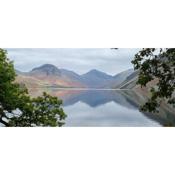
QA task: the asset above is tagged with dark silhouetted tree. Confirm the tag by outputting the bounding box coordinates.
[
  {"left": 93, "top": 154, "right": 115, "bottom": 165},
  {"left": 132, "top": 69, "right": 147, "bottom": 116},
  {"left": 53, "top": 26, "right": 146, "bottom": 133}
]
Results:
[{"left": 132, "top": 48, "right": 175, "bottom": 112}]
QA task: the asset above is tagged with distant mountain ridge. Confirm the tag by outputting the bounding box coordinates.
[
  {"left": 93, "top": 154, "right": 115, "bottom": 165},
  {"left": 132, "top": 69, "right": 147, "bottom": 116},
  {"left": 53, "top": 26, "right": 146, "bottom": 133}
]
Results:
[
  {"left": 15, "top": 64, "right": 134, "bottom": 88},
  {"left": 81, "top": 69, "right": 114, "bottom": 88}
]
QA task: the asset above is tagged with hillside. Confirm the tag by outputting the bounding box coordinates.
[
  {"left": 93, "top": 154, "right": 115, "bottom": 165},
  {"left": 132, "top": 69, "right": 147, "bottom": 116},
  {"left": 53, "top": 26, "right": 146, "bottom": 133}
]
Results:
[
  {"left": 15, "top": 74, "right": 47, "bottom": 88},
  {"left": 108, "top": 69, "right": 134, "bottom": 88},
  {"left": 117, "top": 70, "right": 139, "bottom": 89}
]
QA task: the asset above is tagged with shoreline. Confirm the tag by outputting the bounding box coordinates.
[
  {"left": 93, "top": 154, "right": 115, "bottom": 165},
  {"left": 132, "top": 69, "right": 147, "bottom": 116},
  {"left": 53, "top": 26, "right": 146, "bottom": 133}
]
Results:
[{"left": 27, "top": 87, "right": 132, "bottom": 91}]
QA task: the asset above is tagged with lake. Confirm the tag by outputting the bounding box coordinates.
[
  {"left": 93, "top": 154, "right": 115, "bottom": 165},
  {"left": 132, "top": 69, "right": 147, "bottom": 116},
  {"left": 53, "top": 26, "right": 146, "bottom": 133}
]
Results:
[{"left": 28, "top": 88, "right": 175, "bottom": 126}]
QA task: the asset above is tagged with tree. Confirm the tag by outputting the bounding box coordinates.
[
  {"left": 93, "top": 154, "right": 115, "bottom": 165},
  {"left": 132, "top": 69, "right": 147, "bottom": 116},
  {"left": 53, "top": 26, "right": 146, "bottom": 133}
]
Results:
[
  {"left": 0, "top": 48, "right": 66, "bottom": 127},
  {"left": 132, "top": 48, "right": 175, "bottom": 112}
]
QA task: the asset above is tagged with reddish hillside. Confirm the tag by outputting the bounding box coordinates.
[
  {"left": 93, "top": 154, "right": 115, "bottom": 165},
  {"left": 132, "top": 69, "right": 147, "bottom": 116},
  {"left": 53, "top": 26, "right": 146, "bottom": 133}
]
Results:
[{"left": 16, "top": 64, "right": 86, "bottom": 88}]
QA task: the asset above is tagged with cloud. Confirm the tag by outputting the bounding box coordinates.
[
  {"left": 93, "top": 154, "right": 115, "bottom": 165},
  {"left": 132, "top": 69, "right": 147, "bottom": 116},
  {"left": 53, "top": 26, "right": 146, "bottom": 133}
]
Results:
[{"left": 6, "top": 48, "right": 140, "bottom": 75}]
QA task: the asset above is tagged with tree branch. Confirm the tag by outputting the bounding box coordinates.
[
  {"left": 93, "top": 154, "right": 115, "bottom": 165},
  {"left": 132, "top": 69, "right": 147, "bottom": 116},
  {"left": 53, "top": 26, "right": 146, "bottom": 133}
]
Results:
[{"left": 0, "top": 118, "right": 10, "bottom": 126}]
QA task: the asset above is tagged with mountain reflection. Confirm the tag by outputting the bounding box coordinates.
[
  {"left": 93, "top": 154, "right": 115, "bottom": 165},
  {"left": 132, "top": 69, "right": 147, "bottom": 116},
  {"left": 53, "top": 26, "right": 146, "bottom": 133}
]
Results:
[
  {"left": 28, "top": 88, "right": 175, "bottom": 126},
  {"left": 29, "top": 88, "right": 137, "bottom": 108},
  {"left": 63, "top": 90, "right": 138, "bottom": 109}
]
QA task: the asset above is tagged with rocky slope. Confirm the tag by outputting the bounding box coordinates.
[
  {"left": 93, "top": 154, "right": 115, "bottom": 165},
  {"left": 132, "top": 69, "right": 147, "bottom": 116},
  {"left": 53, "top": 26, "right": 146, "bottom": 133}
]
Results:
[
  {"left": 117, "top": 70, "right": 139, "bottom": 89},
  {"left": 108, "top": 69, "right": 134, "bottom": 88}
]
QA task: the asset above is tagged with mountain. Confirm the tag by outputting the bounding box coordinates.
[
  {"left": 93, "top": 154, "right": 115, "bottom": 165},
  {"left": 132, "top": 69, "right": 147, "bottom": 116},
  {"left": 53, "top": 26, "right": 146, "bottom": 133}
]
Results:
[
  {"left": 15, "top": 64, "right": 135, "bottom": 89},
  {"left": 81, "top": 69, "right": 114, "bottom": 88},
  {"left": 16, "top": 64, "right": 85, "bottom": 88},
  {"left": 108, "top": 69, "right": 134, "bottom": 88},
  {"left": 29, "top": 64, "right": 61, "bottom": 77}
]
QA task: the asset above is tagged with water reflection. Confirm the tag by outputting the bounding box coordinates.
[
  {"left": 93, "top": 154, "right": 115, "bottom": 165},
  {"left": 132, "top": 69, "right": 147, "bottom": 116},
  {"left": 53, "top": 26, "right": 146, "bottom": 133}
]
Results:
[{"left": 28, "top": 88, "right": 175, "bottom": 126}]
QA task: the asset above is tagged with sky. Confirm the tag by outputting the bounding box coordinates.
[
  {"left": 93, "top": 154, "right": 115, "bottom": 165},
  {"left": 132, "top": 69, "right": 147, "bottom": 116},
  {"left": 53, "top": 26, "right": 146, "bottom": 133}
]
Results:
[{"left": 6, "top": 48, "right": 140, "bottom": 75}]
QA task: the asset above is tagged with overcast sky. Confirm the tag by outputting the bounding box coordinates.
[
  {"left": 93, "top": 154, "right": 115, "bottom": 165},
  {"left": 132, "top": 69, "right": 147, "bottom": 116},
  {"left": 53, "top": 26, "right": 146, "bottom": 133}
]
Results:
[{"left": 6, "top": 48, "right": 140, "bottom": 75}]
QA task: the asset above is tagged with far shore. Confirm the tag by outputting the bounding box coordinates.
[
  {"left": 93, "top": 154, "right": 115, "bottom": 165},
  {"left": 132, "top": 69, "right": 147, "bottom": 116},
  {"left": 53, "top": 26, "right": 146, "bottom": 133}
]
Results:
[{"left": 27, "top": 87, "right": 131, "bottom": 91}]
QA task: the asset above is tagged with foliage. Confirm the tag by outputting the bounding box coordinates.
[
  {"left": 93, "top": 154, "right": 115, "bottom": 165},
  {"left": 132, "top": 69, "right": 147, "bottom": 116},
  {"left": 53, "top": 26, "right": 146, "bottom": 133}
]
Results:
[
  {"left": 132, "top": 48, "right": 175, "bottom": 112},
  {"left": 0, "top": 48, "right": 66, "bottom": 126}
]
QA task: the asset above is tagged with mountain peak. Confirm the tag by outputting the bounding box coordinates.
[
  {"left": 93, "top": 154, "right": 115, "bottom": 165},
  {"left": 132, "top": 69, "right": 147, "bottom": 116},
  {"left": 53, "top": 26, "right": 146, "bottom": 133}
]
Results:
[
  {"left": 30, "top": 64, "right": 61, "bottom": 76},
  {"left": 81, "top": 69, "right": 113, "bottom": 88},
  {"left": 84, "top": 69, "right": 112, "bottom": 78},
  {"left": 85, "top": 69, "right": 106, "bottom": 75},
  {"left": 90, "top": 69, "right": 98, "bottom": 72},
  {"left": 32, "top": 64, "right": 58, "bottom": 70}
]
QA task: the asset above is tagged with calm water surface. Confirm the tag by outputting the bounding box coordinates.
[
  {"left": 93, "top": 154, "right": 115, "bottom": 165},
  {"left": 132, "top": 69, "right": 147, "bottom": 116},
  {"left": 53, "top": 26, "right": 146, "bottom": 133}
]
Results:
[{"left": 29, "top": 88, "right": 175, "bottom": 126}]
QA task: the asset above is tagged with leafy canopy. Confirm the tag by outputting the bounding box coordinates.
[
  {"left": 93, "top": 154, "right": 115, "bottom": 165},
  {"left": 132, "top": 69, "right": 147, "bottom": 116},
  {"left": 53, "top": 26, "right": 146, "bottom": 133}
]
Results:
[
  {"left": 132, "top": 48, "right": 175, "bottom": 112},
  {"left": 0, "top": 48, "right": 66, "bottom": 126}
]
